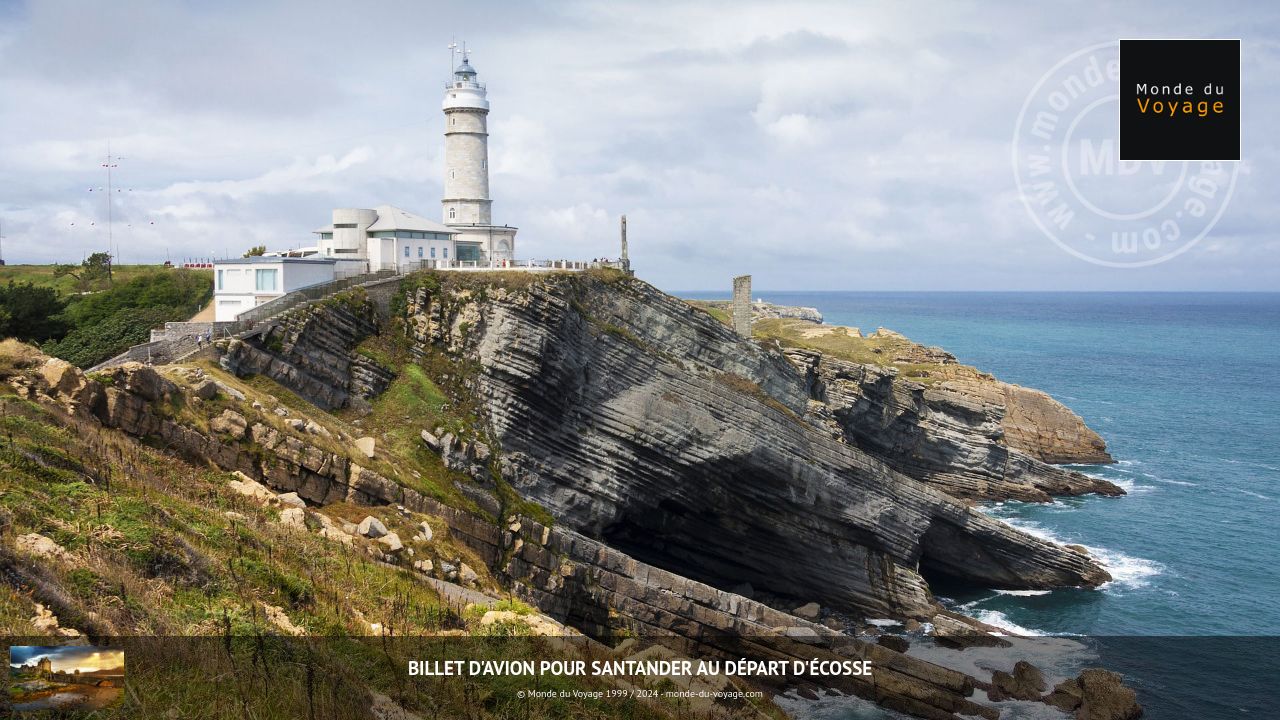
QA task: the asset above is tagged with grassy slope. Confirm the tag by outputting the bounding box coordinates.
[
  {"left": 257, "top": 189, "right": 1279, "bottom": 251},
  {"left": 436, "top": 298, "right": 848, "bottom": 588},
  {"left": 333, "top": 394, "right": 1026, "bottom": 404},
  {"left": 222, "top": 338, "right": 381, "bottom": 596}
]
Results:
[
  {"left": 0, "top": 264, "right": 172, "bottom": 297},
  {"left": 0, "top": 341, "right": 750, "bottom": 719}
]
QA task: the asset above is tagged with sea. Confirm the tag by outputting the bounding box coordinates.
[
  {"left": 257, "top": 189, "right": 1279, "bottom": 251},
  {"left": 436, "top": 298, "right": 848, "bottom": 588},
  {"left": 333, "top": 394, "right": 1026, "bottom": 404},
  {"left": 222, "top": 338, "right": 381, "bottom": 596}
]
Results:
[{"left": 682, "top": 291, "right": 1280, "bottom": 718}]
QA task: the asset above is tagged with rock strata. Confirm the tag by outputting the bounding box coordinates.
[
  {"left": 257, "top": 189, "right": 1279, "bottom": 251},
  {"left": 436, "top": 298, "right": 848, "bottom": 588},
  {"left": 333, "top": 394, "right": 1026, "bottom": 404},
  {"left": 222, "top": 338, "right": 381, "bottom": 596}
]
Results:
[
  {"left": 402, "top": 273, "right": 1111, "bottom": 618},
  {"left": 217, "top": 293, "right": 388, "bottom": 410},
  {"left": 787, "top": 350, "right": 1122, "bottom": 502}
]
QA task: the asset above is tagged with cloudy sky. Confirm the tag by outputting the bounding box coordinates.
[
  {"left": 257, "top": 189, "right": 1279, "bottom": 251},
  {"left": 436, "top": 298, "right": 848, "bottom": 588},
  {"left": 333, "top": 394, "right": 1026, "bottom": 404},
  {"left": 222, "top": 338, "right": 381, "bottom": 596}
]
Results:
[
  {"left": 1, "top": 0, "right": 1277, "bottom": 291},
  {"left": 9, "top": 645, "right": 124, "bottom": 673}
]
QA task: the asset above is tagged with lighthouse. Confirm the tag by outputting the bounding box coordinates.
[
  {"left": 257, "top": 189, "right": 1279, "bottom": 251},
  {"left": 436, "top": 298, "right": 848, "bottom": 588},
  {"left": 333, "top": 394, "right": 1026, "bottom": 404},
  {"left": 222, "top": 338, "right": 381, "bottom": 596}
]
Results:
[{"left": 442, "top": 47, "right": 517, "bottom": 263}]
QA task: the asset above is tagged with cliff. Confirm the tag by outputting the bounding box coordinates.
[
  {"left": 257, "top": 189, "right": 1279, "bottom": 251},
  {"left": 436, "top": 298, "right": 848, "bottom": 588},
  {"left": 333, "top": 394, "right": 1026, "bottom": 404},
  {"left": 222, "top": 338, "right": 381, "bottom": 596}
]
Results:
[
  {"left": 2, "top": 337, "right": 1125, "bottom": 720},
  {"left": 755, "top": 321, "right": 1114, "bottom": 468},
  {"left": 397, "top": 272, "right": 1111, "bottom": 621},
  {"left": 0, "top": 267, "right": 1140, "bottom": 718}
]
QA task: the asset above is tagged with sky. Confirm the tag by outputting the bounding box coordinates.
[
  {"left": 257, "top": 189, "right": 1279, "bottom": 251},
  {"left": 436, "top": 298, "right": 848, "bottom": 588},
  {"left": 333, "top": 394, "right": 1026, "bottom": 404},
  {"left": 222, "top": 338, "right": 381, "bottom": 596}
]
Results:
[
  {"left": 0, "top": 0, "right": 1277, "bottom": 292},
  {"left": 9, "top": 645, "right": 125, "bottom": 673}
]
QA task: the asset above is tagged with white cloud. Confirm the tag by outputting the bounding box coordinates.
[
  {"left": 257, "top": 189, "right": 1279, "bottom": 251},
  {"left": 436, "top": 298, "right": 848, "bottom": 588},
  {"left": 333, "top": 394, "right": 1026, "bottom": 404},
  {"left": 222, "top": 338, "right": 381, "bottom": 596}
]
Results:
[{"left": 0, "top": 0, "right": 1275, "bottom": 290}]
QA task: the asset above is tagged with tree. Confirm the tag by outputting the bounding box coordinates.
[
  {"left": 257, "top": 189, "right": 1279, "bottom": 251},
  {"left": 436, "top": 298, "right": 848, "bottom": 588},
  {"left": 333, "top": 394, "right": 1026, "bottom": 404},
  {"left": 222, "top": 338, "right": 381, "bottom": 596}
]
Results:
[
  {"left": 243, "top": 245, "right": 267, "bottom": 257},
  {"left": 53, "top": 252, "right": 114, "bottom": 291},
  {"left": 0, "top": 281, "right": 68, "bottom": 342}
]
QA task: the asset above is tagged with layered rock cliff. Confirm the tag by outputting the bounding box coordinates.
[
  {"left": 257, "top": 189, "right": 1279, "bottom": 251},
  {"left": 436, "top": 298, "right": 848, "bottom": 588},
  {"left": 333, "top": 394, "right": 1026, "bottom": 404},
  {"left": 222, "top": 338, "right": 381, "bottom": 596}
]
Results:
[
  {"left": 755, "top": 321, "right": 1114, "bottom": 468},
  {"left": 0, "top": 270, "right": 1139, "bottom": 718},
  {"left": 399, "top": 272, "right": 1111, "bottom": 620}
]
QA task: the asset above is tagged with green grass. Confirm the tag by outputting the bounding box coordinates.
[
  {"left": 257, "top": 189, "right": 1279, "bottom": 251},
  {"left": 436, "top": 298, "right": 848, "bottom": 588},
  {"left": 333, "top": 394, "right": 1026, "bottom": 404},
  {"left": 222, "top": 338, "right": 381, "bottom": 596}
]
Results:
[
  {"left": 0, "top": 264, "right": 170, "bottom": 297},
  {"left": 684, "top": 300, "right": 732, "bottom": 326},
  {"left": 0, "top": 385, "right": 746, "bottom": 719}
]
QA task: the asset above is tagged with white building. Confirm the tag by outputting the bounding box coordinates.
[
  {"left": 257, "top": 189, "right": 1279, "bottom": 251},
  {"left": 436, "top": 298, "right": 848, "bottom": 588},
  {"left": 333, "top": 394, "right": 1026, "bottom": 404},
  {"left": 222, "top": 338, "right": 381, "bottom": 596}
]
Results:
[
  {"left": 312, "top": 205, "right": 460, "bottom": 272},
  {"left": 212, "top": 257, "right": 341, "bottom": 322},
  {"left": 212, "top": 45, "right": 527, "bottom": 322}
]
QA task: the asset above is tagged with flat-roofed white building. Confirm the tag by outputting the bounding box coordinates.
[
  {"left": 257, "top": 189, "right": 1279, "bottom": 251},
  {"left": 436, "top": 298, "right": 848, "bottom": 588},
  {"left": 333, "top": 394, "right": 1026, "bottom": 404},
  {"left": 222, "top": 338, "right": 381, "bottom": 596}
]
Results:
[
  {"left": 213, "top": 257, "right": 340, "bottom": 322},
  {"left": 313, "top": 205, "right": 460, "bottom": 272}
]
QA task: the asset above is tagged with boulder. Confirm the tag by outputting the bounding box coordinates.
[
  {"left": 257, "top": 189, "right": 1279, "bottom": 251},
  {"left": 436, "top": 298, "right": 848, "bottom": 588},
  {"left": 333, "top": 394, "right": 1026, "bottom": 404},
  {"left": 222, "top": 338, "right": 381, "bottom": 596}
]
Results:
[
  {"left": 458, "top": 562, "right": 478, "bottom": 585},
  {"left": 279, "top": 508, "right": 306, "bottom": 528},
  {"left": 1044, "top": 677, "right": 1085, "bottom": 712},
  {"left": 209, "top": 409, "right": 248, "bottom": 438},
  {"left": 227, "top": 471, "right": 276, "bottom": 504},
  {"left": 276, "top": 492, "right": 306, "bottom": 509},
  {"left": 378, "top": 532, "right": 404, "bottom": 553},
  {"left": 121, "top": 364, "right": 178, "bottom": 401},
  {"left": 416, "top": 521, "right": 433, "bottom": 542},
  {"left": 420, "top": 430, "right": 440, "bottom": 451},
  {"left": 793, "top": 602, "right": 822, "bottom": 620},
  {"left": 357, "top": 516, "right": 388, "bottom": 539},
  {"left": 1076, "top": 668, "right": 1142, "bottom": 720},
  {"left": 413, "top": 559, "right": 433, "bottom": 574},
  {"left": 16, "top": 533, "right": 70, "bottom": 562},
  {"left": 213, "top": 381, "right": 245, "bottom": 401},
  {"left": 479, "top": 610, "right": 562, "bottom": 636},
  {"left": 987, "top": 660, "right": 1045, "bottom": 701},
  {"left": 191, "top": 379, "right": 218, "bottom": 400}
]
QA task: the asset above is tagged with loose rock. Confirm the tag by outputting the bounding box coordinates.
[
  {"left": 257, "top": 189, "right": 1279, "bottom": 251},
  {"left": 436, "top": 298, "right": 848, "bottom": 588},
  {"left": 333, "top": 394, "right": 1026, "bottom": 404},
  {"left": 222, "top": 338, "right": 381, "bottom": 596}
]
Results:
[{"left": 358, "top": 516, "right": 388, "bottom": 539}]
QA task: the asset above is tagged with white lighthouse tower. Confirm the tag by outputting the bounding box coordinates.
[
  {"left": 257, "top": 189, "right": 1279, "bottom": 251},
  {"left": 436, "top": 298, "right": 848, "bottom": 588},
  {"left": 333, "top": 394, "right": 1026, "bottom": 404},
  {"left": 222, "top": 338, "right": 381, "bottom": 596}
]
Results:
[{"left": 442, "top": 47, "right": 516, "bottom": 264}]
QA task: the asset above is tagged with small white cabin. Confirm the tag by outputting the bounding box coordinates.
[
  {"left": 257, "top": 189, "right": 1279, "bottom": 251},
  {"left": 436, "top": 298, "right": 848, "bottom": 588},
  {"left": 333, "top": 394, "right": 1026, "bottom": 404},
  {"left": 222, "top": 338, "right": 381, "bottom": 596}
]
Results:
[{"left": 212, "top": 257, "right": 339, "bottom": 322}]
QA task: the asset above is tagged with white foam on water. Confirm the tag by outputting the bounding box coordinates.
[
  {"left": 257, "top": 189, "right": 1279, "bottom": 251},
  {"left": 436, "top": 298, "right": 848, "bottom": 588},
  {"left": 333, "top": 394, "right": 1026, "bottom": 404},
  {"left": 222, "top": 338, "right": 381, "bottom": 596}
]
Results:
[
  {"left": 979, "top": 513, "right": 1164, "bottom": 592},
  {"left": 1223, "top": 458, "right": 1280, "bottom": 473},
  {"left": 1079, "top": 543, "right": 1163, "bottom": 590},
  {"left": 970, "top": 609, "right": 1045, "bottom": 636},
  {"left": 1099, "top": 476, "right": 1156, "bottom": 494},
  {"left": 993, "top": 589, "right": 1052, "bottom": 596},
  {"left": 865, "top": 618, "right": 901, "bottom": 628},
  {"left": 1237, "top": 489, "right": 1273, "bottom": 500}
]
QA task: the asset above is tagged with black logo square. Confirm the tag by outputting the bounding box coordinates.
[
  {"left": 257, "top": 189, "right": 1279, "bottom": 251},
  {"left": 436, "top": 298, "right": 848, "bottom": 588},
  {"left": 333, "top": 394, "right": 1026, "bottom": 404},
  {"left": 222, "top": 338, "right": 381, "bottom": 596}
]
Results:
[{"left": 1120, "top": 39, "right": 1240, "bottom": 161}]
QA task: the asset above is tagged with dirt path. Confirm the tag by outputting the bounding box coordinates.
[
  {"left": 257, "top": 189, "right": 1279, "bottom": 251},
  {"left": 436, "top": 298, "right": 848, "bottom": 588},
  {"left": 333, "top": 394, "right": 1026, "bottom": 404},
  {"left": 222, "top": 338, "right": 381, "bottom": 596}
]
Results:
[{"left": 188, "top": 298, "right": 216, "bottom": 321}]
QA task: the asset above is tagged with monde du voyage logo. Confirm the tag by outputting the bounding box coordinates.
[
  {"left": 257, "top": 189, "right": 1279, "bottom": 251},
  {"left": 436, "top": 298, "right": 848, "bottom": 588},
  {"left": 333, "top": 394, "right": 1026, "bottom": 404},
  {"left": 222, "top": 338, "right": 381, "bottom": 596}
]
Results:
[{"left": 1013, "top": 39, "right": 1241, "bottom": 267}]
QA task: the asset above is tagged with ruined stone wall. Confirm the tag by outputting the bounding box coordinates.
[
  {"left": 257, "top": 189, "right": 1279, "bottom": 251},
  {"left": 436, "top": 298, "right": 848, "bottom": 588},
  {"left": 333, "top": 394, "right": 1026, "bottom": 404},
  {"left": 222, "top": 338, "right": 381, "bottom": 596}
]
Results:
[{"left": 731, "top": 274, "right": 751, "bottom": 337}]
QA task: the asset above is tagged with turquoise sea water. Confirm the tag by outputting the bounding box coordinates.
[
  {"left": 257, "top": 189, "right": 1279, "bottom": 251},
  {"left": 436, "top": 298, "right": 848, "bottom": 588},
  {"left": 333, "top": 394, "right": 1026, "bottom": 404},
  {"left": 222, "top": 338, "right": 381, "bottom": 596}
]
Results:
[{"left": 682, "top": 291, "right": 1280, "bottom": 717}]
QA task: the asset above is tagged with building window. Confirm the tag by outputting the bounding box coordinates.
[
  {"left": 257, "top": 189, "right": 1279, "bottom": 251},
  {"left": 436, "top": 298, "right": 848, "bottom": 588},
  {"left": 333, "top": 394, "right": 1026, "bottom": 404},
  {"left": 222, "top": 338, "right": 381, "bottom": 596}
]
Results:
[
  {"left": 430, "top": 247, "right": 436, "bottom": 258},
  {"left": 450, "top": 170, "right": 455, "bottom": 179},
  {"left": 216, "top": 269, "right": 223, "bottom": 291},
  {"left": 333, "top": 223, "right": 357, "bottom": 229},
  {"left": 451, "top": 117, "right": 455, "bottom": 126},
  {"left": 443, "top": 247, "right": 448, "bottom": 259},
  {"left": 254, "top": 268, "right": 278, "bottom": 292},
  {"left": 403, "top": 246, "right": 410, "bottom": 258},
  {"left": 449, "top": 207, "right": 456, "bottom": 220},
  {"left": 417, "top": 246, "right": 423, "bottom": 258},
  {"left": 319, "top": 232, "right": 333, "bottom": 240},
  {"left": 481, "top": 160, "right": 486, "bottom": 169}
]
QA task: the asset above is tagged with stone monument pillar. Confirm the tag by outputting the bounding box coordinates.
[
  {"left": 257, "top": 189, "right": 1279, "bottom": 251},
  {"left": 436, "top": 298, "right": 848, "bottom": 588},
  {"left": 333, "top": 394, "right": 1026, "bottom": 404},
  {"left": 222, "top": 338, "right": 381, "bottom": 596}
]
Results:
[{"left": 732, "top": 275, "right": 752, "bottom": 337}]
